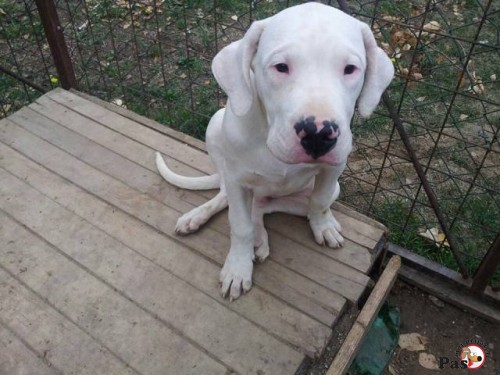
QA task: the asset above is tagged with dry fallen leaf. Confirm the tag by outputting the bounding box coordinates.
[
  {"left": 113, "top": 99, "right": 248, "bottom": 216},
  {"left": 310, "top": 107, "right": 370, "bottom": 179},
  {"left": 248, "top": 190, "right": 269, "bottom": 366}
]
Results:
[
  {"left": 419, "top": 227, "right": 450, "bottom": 247},
  {"left": 111, "top": 98, "right": 127, "bottom": 109},
  {"left": 382, "top": 15, "right": 401, "bottom": 23},
  {"left": 470, "top": 71, "right": 486, "bottom": 94},
  {"left": 390, "top": 28, "right": 418, "bottom": 49},
  {"left": 412, "top": 72, "right": 423, "bottom": 81},
  {"left": 399, "top": 333, "right": 429, "bottom": 352},
  {"left": 459, "top": 114, "right": 469, "bottom": 120},
  {"left": 423, "top": 21, "right": 441, "bottom": 32},
  {"left": 419, "top": 353, "right": 439, "bottom": 370}
]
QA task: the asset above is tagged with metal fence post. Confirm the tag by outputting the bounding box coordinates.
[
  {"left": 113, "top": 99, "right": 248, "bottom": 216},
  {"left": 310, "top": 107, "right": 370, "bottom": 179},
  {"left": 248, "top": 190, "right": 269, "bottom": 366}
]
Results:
[
  {"left": 35, "top": 0, "right": 77, "bottom": 89},
  {"left": 471, "top": 234, "right": 500, "bottom": 293}
]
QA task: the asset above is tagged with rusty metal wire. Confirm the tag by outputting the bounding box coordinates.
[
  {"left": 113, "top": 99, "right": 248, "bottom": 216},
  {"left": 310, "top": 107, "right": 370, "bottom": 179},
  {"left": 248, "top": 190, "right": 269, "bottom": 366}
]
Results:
[{"left": 0, "top": 0, "right": 498, "bottom": 288}]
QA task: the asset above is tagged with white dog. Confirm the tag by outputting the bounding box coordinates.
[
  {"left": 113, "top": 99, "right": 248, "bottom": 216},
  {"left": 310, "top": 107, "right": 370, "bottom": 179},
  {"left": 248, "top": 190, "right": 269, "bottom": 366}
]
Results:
[{"left": 156, "top": 3, "right": 394, "bottom": 301}]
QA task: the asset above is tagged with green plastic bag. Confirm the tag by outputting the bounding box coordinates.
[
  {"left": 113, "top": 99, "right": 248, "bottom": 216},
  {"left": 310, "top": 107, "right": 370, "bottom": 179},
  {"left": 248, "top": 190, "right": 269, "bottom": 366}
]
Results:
[{"left": 348, "top": 302, "right": 400, "bottom": 375}]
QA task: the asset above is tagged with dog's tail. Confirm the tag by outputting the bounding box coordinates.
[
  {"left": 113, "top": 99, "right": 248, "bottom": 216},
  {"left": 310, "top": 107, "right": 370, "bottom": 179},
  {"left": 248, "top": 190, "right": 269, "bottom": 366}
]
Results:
[{"left": 155, "top": 152, "right": 220, "bottom": 190}]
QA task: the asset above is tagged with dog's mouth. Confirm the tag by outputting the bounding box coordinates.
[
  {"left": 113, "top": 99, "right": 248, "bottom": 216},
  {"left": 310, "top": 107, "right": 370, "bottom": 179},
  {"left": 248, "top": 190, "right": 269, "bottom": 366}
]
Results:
[
  {"left": 266, "top": 141, "right": 346, "bottom": 166},
  {"left": 297, "top": 153, "right": 348, "bottom": 166}
]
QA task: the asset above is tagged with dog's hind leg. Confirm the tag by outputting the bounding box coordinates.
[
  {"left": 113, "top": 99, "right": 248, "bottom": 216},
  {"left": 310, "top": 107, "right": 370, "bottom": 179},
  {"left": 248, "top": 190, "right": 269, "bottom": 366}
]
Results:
[
  {"left": 251, "top": 205, "right": 270, "bottom": 263},
  {"left": 251, "top": 184, "right": 342, "bottom": 259},
  {"left": 175, "top": 190, "right": 228, "bottom": 234},
  {"left": 251, "top": 195, "right": 310, "bottom": 262}
]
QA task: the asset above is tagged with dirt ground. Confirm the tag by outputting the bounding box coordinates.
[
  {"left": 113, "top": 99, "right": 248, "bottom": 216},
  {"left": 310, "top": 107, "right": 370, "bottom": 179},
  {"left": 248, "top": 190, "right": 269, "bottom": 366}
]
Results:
[
  {"left": 307, "top": 279, "right": 499, "bottom": 374},
  {"left": 384, "top": 280, "right": 499, "bottom": 375}
]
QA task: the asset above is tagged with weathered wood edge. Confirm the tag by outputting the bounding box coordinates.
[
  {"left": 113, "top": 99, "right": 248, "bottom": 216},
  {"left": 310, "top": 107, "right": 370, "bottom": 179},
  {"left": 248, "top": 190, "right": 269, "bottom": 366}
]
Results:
[
  {"left": 389, "top": 243, "right": 500, "bottom": 304},
  {"left": 331, "top": 202, "right": 388, "bottom": 235},
  {"left": 69, "top": 88, "right": 208, "bottom": 152},
  {"left": 399, "top": 265, "right": 500, "bottom": 325},
  {"left": 326, "top": 256, "right": 401, "bottom": 375}
]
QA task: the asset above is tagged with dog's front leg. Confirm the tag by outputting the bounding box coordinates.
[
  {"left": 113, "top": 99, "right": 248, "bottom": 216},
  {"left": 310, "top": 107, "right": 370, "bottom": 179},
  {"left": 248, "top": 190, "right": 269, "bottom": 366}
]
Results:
[
  {"left": 308, "top": 166, "right": 345, "bottom": 248},
  {"left": 220, "top": 183, "right": 254, "bottom": 301}
]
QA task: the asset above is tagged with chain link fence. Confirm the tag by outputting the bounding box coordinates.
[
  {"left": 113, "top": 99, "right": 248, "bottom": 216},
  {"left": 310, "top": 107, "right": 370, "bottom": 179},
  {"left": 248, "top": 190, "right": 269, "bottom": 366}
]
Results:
[{"left": 1, "top": 0, "right": 498, "bottom": 288}]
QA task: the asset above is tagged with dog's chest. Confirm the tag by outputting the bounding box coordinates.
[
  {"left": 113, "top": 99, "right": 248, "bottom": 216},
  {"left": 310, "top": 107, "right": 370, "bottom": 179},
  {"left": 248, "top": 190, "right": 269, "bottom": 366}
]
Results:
[{"left": 239, "top": 164, "right": 318, "bottom": 197}]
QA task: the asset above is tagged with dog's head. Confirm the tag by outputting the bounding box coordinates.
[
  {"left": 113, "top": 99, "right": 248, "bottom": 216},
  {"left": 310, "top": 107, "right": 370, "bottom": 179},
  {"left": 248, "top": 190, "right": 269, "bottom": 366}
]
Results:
[{"left": 212, "top": 3, "right": 394, "bottom": 165}]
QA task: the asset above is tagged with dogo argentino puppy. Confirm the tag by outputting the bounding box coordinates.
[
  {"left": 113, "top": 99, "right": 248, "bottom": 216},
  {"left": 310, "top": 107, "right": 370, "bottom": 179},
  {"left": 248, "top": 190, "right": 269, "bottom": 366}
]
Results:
[{"left": 156, "top": 3, "right": 394, "bottom": 300}]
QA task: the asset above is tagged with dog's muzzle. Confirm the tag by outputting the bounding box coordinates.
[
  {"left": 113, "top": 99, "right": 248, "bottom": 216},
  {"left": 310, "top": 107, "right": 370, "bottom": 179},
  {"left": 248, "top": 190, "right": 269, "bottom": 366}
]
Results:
[{"left": 294, "top": 116, "right": 340, "bottom": 159}]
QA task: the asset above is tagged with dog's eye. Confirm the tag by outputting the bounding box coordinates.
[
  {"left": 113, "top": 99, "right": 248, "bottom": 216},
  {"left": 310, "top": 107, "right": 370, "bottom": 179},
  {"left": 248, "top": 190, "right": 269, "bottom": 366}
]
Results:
[
  {"left": 344, "top": 64, "right": 356, "bottom": 75},
  {"left": 275, "top": 63, "right": 289, "bottom": 74}
]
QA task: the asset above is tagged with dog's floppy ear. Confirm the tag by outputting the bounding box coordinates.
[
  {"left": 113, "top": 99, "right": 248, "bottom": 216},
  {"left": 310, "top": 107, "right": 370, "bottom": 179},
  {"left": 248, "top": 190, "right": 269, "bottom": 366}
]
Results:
[
  {"left": 357, "top": 23, "right": 394, "bottom": 118},
  {"left": 212, "top": 20, "right": 266, "bottom": 116}
]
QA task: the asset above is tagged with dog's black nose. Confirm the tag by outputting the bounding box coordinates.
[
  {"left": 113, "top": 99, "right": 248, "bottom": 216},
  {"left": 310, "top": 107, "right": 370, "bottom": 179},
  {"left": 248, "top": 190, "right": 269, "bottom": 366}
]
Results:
[{"left": 294, "top": 117, "right": 340, "bottom": 159}]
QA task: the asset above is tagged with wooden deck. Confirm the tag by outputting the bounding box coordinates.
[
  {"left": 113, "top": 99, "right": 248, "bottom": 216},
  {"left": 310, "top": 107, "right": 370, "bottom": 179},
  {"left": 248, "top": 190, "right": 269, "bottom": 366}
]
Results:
[{"left": 0, "top": 88, "right": 388, "bottom": 374}]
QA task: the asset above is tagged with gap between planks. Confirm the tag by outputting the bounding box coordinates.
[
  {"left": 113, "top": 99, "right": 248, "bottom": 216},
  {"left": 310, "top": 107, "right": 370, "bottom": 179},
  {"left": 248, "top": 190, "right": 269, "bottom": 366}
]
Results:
[{"left": 327, "top": 256, "right": 401, "bottom": 375}]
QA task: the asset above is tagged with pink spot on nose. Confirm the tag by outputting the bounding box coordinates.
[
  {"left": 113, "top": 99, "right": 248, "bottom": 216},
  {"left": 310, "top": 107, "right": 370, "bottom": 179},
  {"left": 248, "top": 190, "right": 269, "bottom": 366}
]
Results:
[
  {"left": 321, "top": 121, "right": 340, "bottom": 140},
  {"left": 297, "top": 129, "right": 307, "bottom": 139}
]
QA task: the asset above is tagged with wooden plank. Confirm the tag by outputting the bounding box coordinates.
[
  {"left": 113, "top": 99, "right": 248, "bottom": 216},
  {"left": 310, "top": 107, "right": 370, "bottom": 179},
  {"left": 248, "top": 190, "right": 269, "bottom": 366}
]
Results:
[
  {"left": 33, "top": 95, "right": 212, "bottom": 183},
  {"left": 16, "top": 104, "right": 208, "bottom": 212},
  {"left": 389, "top": 243, "right": 500, "bottom": 303},
  {"left": 0, "top": 207, "right": 229, "bottom": 375},
  {"left": 331, "top": 209, "right": 385, "bottom": 250},
  {"left": 327, "top": 256, "right": 401, "bottom": 375},
  {"left": 0, "top": 141, "right": 334, "bottom": 357},
  {"left": 267, "top": 234, "right": 369, "bottom": 294},
  {"left": 6, "top": 105, "right": 355, "bottom": 307},
  {"left": 0, "top": 322, "right": 58, "bottom": 375},
  {"left": 399, "top": 265, "right": 500, "bottom": 325},
  {"left": 331, "top": 202, "right": 388, "bottom": 235},
  {"left": 0, "top": 266, "right": 139, "bottom": 375},
  {"left": 71, "top": 88, "right": 208, "bottom": 152},
  {"left": 45, "top": 88, "right": 215, "bottom": 175},
  {"left": 266, "top": 214, "right": 374, "bottom": 273},
  {"left": 32, "top": 94, "right": 375, "bottom": 274},
  {"left": 26, "top": 96, "right": 371, "bottom": 299},
  {"left": 0, "top": 168, "right": 304, "bottom": 374}
]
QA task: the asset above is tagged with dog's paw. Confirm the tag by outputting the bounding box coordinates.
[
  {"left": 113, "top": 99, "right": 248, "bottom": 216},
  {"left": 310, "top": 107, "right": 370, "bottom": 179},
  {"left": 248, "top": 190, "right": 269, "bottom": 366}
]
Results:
[
  {"left": 253, "top": 227, "right": 270, "bottom": 263},
  {"left": 254, "top": 241, "right": 270, "bottom": 263},
  {"left": 308, "top": 209, "right": 344, "bottom": 248},
  {"left": 220, "top": 251, "right": 253, "bottom": 301},
  {"left": 175, "top": 209, "right": 208, "bottom": 234}
]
